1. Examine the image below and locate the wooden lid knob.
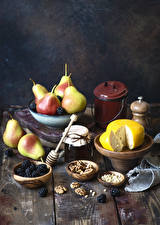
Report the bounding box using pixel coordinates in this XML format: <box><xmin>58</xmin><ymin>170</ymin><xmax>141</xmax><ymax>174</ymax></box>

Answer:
<box><xmin>130</xmin><ymin>96</ymin><xmax>149</xmax><ymax>114</ymax></box>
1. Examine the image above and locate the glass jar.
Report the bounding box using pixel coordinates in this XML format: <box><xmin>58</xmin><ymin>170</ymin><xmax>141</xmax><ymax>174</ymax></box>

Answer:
<box><xmin>63</xmin><ymin>125</ymin><xmax>91</xmax><ymax>162</ymax></box>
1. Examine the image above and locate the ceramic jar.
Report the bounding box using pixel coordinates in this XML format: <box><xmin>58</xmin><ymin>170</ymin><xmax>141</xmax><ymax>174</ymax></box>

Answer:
<box><xmin>94</xmin><ymin>81</ymin><xmax>128</xmax><ymax>129</ymax></box>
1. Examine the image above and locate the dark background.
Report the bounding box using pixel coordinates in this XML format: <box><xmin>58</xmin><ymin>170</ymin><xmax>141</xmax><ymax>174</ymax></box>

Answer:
<box><xmin>0</xmin><ymin>0</ymin><xmax>160</xmax><ymax>108</ymax></box>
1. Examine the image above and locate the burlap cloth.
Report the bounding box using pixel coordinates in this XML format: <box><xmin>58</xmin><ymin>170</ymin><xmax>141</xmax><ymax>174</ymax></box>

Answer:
<box><xmin>125</xmin><ymin>134</ymin><xmax>160</xmax><ymax>192</ymax></box>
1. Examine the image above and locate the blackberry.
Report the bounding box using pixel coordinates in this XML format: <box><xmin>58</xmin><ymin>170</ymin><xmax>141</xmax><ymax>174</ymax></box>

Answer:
<box><xmin>38</xmin><ymin>187</ymin><xmax>48</xmax><ymax>197</ymax></box>
<box><xmin>5</xmin><ymin>149</ymin><xmax>14</xmax><ymax>157</ymax></box>
<box><xmin>32</xmin><ymin>170</ymin><xmax>40</xmax><ymax>177</ymax></box>
<box><xmin>56</xmin><ymin>107</ymin><xmax>65</xmax><ymax>115</ymax></box>
<box><xmin>97</xmin><ymin>194</ymin><xmax>106</xmax><ymax>203</ymax></box>
<box><xmin>39</xmin><ymin>171</ymin><xmax>47</xmax><ymax>177</ymax></box>
<box><xmin>25</xmin><ymin>167</ymin><xmax>32</xmax><ymax>177</ymax></box>
<box><xmin>29</xmin><ymin>163</ymin><xmax>36</xmax><ymax>172</ymax></box>
<box><xmin>18</xmin><ymin>171</ymin><xmax>26</xmax><ymax>177</ymax></box>
<box><xmin>16</xmin><ymin>167</ymin><xmax>24</xmax><ymax>175</ymax></box>
<box><xmin>37</xmin><ymin>164</ymin><xmax>48</xmax><ymax>173</ymax></box>
<box><xmin>21</xmin><ymin>160</ymin><xmax>31</xmax><ymax>170</ymax></box>
<box><xmin>30</xmin><ymin>101</ymin><xmax>36</xmax><ymax>111</ymax></box>
<box><xmin>110</xmin><ymin>188</ymin><xmax>120</xmax><ymax>197</ymax></box>
<box><xmin>56</xmin><ymin>95</ymin><xmax>62</xmax><ymax>102</ymax></box>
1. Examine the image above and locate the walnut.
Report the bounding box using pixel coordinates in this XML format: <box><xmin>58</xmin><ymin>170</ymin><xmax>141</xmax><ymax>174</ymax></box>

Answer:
<box><xmin>68</xmin><ymin>160</ymin><xmax>95</xmax><ymax>175</ymax></box>
<box><xmin>54</xmin><ymin>185</ymin><xmax>67</xmax><ymax>194</ymax></box>
<box><xmin>75</xmin><ymin>187</ymin><xmax>87</xmax><ymax>196</ymax></box>
<box><xmin>70</xmin><ymin>182</ymin><xmax>81</xmax><ymax>189</ymax></box>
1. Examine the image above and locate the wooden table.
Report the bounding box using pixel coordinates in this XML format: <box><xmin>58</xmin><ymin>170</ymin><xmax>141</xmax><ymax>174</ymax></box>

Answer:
<box><xmin>0</xmin><ymin>105</ymin><xmax>160</xmax><ymax>225</ymax></box>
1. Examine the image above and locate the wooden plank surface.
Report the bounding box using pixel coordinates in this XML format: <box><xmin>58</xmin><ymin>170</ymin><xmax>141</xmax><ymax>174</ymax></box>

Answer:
<box><xmin>0</xmin><ymin>105</ymin><xmax>160</xmax><ymax>225</ymax></box>
<box><xmin>0</xmin><ymin>142</ymin><xmax>55</xmax><ymax>225</ymax></box>
<box><xmin>53</xmin><ymin>150</ymin><xmax>120</xmax><ymax>225</ymax></box>
<box><xmin>114</xmin><ymin>143</ymin><xmax>160</xmax><ymax>225</ymax></box>
<box><xmin>0</xmin><ymin>112</ymin><xmax>55</xmax><ymax>225</ymax></box>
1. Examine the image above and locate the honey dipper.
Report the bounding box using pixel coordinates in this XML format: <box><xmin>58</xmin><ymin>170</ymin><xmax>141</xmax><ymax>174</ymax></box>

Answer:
<box><xmin>46</xmin><ymin>114</ymin><xmax>78</xmax><ymax>166</ymax></box>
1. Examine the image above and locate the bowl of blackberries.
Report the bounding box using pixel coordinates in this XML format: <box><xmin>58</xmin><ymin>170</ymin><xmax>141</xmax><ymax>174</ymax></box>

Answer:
<box><xmin>29</xmin><ymin>99</ymin><xmax>85</xmax><ymax>128</ymax></box>
<box><xmin>13</xmin><ymin>160</ymin><xmax>52</xmax><ymax>188</ymax></box>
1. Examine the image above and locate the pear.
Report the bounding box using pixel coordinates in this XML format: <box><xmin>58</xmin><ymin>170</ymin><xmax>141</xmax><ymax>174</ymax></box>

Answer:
<box><xmin>3</xmin><ymin>119</ymin><xmax>25</xmax><ymax>148</ymax></box>
<box><xmin>54</xmin><ymin>64</ymin><xmax>73</xmax><ymax>98</ymax></box>
<box><xmin>36</xmin><ymin>85</ymin><xmax>60</xmax><ymax>115</ymax></box>
<box><xmin>62</xmin><ymin>86</ymin><xmax>87</xmax><ymax>114</ymax></box>
<box><xmin>18</xmin><ymin>133</ymin><xmax>45</xmax><ymax>160</ymax></box>
<box><xmin>30</xmin><ymin>78</ymin><xmax>48</xmax><ymax>103</ymax></box>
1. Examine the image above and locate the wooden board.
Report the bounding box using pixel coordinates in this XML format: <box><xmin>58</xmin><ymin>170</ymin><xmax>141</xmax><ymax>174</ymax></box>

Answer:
<box><xmin>114</xmin><ymin>144</ymin><xmax>160</xmax><ymax>225</ymax></box>
<box><xmin>1</xmin><ymin>105</ymin><xmax>160</xmax><ymax>225</ymax></box>
<box><xmin>0</xmin><ymin>111</ymin><xmax>56</xmax><ymax>225</ymax></box>
<box><xmin>0</xmin><ymin>143</ymin><xmax>55</xmax><ymax>225</ymax></box>
<box><xmin>53</xmin><ymin>147</ymin><xmax>120</xmax><ymax>225</ymax></box>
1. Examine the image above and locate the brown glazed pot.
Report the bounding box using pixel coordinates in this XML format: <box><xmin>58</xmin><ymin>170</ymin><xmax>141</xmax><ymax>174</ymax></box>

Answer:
<box><xmin>94</xmin><ymin>81</ymin><xmax>128</xmax><ymax>129</ymax></box>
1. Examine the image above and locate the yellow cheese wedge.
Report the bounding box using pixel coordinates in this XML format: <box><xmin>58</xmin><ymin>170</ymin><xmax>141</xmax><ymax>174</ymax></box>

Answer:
<box><xmin>99</xmin><ymin>119</ymin><xmax>145</xmax><ymax>152</ymax></box>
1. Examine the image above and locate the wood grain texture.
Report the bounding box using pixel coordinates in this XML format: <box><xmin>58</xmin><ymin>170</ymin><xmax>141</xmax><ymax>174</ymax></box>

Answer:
<box><xmin>0</xmin><ymin>112</ymin><xmax>55</xmax><ymax>225</ymax></box>
<box><xmin>53</xmin><ymin>150</ymin><xmax>120</xmax><ymax>225</ymax></box>
<box><xmin>1</xmin><ymin>105</ymin><xmax>160</xmax><ymax>225</ymax></box>
<box><xmin>0</xmin><ymin>148</ymin><xmax>55</xmax><ymax>225</ymax></box>
<box><xmin>114</xmin><ymin>142</ymin><xmax>160</xmax><ymax>225</ymax></box>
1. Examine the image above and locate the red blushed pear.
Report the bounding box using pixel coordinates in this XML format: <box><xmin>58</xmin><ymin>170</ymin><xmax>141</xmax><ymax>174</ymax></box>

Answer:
<box><xmin>36</xmin><ymin>85</ymin><xmax>60</xmax><ymax>115</ymax></box>
<box><xmin>30</xmin><ymin>78</ymin><xmax>48</xmax><ymax>103</ymax></box>
<box><xmin>3</xmin><ymin>115</ymin><xmax>25</xmax><ymax>148</ymax></box>
<box><xmin>18</xmin><ymin>133</ymin><xmax>45</xmax><ymax>160</ymax></box>
<box><xmin>54</xmin><ymin>64</ymin><xmax>73</xmax><ymax>98</ymax></box>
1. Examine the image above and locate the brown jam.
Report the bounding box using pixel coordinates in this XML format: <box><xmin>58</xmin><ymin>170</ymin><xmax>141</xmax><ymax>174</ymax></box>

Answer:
<box><xmin>64</xmin><ymin>143</ymin><xmax>91</xmax><ymax>162</ymax></box>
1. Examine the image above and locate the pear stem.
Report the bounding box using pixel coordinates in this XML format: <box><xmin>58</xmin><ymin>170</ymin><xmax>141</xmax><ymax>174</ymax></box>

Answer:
<box><xmin>40</xmin><ymin>157</ymin><xmax>44</xmax><ymax>162</ymax></box>
<box><xmin>67</xmin><ymin>73</ymin><xmax>72</xmax><ymax>86</ymax></box>
<box><xmin>65</xmin><ymin>63</ymin><xmax>68</xmax><ymax>76</ymax></box>
<box><xmin>29</xmin><ymin>78</ymin><xmax>36</xmax><ymax>86</ymax></box>
<box><xmin>51</xmin><ymin>85</ymin><xmax>57</xmax><ymax>93</ymax></box>
<box><xmin>8</xmin><ymin>112</ymin><xmax>13</xmax><ymax>119</ymax></box>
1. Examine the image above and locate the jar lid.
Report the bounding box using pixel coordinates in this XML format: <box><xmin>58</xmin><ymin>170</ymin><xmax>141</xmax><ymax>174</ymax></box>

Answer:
<box><xmin>63</xmin><ymin>125</ymin><xmax>90</xmax><ymax>147</ymax></box>
<box><xmin>94</xmin><ymin>81</ymin><xmax>128</xmax><ymax>101</ymax></box>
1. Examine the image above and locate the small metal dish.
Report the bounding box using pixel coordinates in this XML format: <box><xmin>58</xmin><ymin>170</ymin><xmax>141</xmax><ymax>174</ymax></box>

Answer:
<box><xmin>97</xmin><ymin>171</ymin><xmax>126</xmax><ymax>187</ymax></box>
<box><xmin>65</xmin><ymin>160</ymin><xmax>99</xmax><ymax>181</ymax></box>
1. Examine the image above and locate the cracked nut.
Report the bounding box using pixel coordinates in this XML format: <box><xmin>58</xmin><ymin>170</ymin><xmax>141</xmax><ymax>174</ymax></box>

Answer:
<box><xmin>70</xmin><ymin>182</ymin><xmax>81</xmax><ymax>189</ymax></box>
<box><xmin>75</xmin><ymin>187</ymin><xmax>87</xmax><ymax>196</ymax></box>
<box><xmin>54</xmin><ymin>185</ymin><xmax>67</xmax><ymax>194</ymax></box>
<box><xmin>68</xmin><ymin>160</ymin><xmax>95</xmax><ymax>175</ymax></box>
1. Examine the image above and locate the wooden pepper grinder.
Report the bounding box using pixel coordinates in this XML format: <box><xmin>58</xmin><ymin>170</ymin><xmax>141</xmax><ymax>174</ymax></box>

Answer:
<box><xmin>130</xmin><ymin>96</ymin><xmax>150</xmax><ymax>129</ymax></box>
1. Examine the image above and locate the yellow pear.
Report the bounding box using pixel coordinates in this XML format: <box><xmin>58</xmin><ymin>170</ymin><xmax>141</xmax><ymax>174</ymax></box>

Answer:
<box><xmin>3</xmin><ymin>119</ymin><xmax>25</xmax><ymax>148</ymax></box>
<box><xmin>30</xmin><ymin>78</ymin><xmax>48</xmax><ymax>103</ymax></box>
<box><xmin>62</xmin><ymin>86</ymin><xmax>87</xmax><ymax>114</ymax></box>
<box><xmin>54</xmin><ymin>64</ymin><xmax>73</xmax><ymax>98</ymax></box>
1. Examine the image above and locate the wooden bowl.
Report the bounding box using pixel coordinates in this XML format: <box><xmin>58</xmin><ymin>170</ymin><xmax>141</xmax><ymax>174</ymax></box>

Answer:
<box><xmin>65</xmin><ymin>160</ymin><xmax>99</xmax><ymax>181</ymax></box>
<box><xmin>94</xmin><ymin>134</ymin><xmax>153</xmax><ymax>173</ymax></box>
<box><xmin>13</xmin><ymin>161</ymin><xmax>52</xmax><ymax>189</ymax></box>
<box><xmin>97</xmin><ymin>171</ymin><xmax>126</xmax><ymax>187</ymax></box>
